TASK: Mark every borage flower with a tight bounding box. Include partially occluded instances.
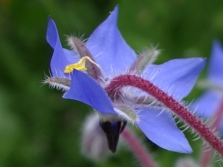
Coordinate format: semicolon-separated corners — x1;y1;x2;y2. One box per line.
192;40;223;134
45;6;205;153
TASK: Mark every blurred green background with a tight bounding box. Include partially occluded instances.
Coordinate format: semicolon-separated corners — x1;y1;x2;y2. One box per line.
0;0;223;166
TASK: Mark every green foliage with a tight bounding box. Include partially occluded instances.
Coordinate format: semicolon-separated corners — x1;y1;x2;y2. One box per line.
0;0;223;166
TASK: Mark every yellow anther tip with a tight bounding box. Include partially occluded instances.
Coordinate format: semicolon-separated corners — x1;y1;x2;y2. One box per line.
64;68;72;73
63;56;99;73
64;65;87;73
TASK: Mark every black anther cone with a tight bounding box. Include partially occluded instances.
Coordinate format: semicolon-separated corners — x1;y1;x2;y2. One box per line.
100;120;127;153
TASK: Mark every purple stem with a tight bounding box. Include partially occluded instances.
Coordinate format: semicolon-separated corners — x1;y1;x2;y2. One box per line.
105;74;223;157
200;96;223;167
121;127;158;167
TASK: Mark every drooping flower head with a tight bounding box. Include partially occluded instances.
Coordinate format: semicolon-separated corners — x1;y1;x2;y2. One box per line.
45;6;205;153
191;40;223;134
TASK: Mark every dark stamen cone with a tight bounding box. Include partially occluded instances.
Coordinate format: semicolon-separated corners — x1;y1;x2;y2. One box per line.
100;121;127;153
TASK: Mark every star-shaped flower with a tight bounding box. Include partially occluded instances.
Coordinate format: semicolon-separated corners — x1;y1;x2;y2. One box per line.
45;6;205;153
192;40;223;134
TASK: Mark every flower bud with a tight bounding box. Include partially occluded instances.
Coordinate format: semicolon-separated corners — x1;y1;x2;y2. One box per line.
175;157;198;167
81;113;109;161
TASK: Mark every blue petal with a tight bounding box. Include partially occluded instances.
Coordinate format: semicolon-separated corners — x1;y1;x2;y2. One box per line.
46;17;58;48
86;6;137;75
208;40;223;85
46;17;79;77
218;118;223;136
136;108;192;153
142;58;206;99
63;70;117;114
191;90;222;118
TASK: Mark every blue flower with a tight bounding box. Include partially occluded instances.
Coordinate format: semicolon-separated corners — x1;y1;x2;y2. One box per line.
191;40;223;134
46;6;205;153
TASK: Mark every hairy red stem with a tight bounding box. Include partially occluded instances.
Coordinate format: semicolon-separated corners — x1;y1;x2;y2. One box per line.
122;128;157;167
105;75;223;157
200;96;223;167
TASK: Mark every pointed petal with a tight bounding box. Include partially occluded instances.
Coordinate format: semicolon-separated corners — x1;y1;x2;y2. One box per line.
63;70;116;114
136;108;192;153
63;48;79;63
46;17;79;77
218;118;223;136
208;40;223;85
86;6;136;75
142;58;206;99
191;90;222;118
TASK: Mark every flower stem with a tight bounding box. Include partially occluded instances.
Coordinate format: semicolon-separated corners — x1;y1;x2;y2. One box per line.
121;127;157;167
105;74;223;157
200;96;223;167
200;150;212;167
